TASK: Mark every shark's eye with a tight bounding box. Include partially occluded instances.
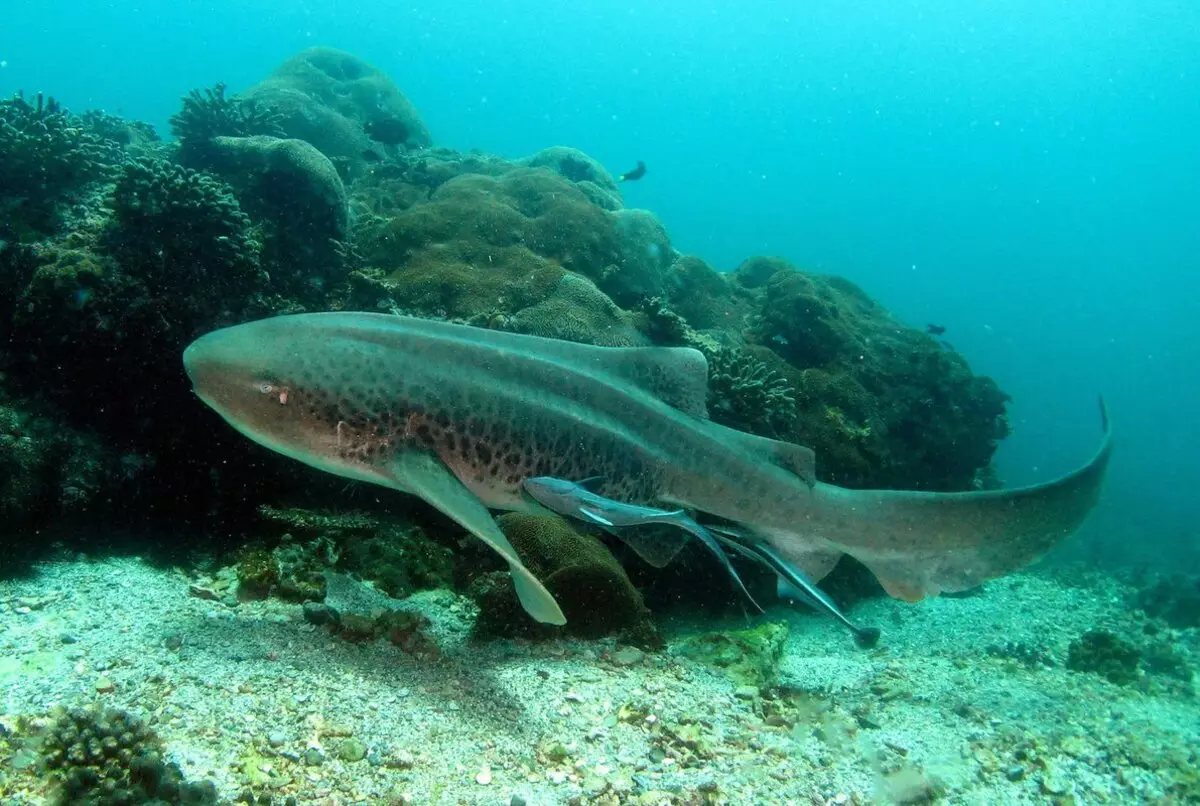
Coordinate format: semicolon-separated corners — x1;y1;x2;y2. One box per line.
259;383;274;395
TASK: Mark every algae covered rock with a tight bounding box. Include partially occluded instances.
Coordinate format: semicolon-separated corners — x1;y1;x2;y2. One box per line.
1067;630;1141;686
470;513;657;643
673;621;790;689
242;47;432;176
746;262;1009;490
521;145;623;210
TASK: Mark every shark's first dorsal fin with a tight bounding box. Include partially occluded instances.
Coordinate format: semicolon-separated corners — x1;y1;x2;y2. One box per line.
589;346;711;420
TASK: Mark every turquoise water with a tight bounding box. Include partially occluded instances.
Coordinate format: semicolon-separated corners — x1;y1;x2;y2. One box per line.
2;5;1198;802
6;0;1196;566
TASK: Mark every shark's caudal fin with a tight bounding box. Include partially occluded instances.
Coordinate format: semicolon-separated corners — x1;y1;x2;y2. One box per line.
809;397;1113;601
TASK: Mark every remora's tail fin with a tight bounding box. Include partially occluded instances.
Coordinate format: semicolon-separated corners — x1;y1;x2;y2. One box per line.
818;397;1112;601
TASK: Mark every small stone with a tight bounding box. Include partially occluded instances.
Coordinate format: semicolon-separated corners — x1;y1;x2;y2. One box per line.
303;747;325;766
385;750;415;769
95;676;115;694
734;685;760;700
267;732;287;748
509;796;527;806
1005;765;1026;781
336;738;368;763
163;633;184;651
476;764;493;785
581;773;609;796
59;632;77;644
302;602;337;626
610;646;645;666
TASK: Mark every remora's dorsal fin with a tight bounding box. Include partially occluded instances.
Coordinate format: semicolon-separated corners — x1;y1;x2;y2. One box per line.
710;423;818;487
387;450;566;625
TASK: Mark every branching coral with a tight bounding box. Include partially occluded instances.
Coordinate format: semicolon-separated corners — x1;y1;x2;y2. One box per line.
705;346;797;438
0;91;124;238
106;157;265;304
169;82;284;164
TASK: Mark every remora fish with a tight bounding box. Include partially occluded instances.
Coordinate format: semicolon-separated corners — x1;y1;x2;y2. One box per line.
182;312;1112;626
521;475;763;612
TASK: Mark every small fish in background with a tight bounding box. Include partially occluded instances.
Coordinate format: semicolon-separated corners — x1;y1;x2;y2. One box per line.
618;160;647;182
363;116;410;145
926;324;947;336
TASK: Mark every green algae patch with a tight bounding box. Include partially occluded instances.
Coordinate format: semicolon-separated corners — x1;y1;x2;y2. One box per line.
674;621;789;689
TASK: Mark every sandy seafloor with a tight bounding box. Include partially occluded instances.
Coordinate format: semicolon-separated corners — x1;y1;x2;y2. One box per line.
1;551;1196;805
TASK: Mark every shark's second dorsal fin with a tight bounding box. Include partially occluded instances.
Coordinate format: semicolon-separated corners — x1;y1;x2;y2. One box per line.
588;346;711;420
711;424;817;487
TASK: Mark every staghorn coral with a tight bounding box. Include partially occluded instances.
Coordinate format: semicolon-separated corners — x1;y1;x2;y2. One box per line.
0;91;124;239
169;82;285;164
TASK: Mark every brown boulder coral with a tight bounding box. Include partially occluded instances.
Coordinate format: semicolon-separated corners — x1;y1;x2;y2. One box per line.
470;513;657;644
242;47;432;178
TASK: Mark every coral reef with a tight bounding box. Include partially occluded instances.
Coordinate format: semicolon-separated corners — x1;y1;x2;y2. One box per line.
37;706;217;804
202;135;349;287
0;49;1019;626
169;82;286;166
241;47;432;179
0;92;124;240
470;513;658;644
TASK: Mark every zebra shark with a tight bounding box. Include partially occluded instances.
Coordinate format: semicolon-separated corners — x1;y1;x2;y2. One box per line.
183;312;1112;626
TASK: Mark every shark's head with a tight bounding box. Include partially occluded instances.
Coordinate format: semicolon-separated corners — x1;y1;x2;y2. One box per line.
183;315;386;479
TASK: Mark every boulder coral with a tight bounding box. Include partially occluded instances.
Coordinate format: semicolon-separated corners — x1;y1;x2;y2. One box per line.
470;513;658;643
203;135;349;287
242;47;432;178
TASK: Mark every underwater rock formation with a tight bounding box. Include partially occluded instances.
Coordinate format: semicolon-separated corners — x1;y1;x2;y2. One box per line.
470;513;658;643
241;47;432;179
745;261;1010;490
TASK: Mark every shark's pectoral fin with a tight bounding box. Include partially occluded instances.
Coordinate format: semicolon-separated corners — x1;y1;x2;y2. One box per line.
388;451;566;625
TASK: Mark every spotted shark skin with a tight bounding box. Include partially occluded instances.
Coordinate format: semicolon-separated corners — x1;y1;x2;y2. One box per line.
183;312;1112;625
